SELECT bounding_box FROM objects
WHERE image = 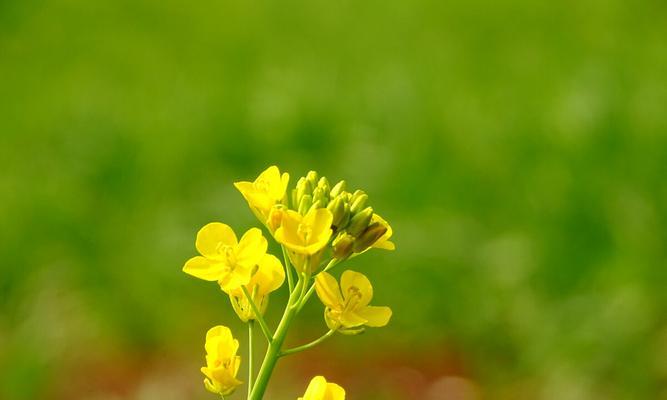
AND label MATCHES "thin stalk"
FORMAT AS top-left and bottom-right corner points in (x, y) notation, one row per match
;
(241, 286), (273, 343)
(280, 329), (335, 357)
(248, 278), (303, 400)
(247, 321), (254, 399)
(282, 246), (295, 293)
